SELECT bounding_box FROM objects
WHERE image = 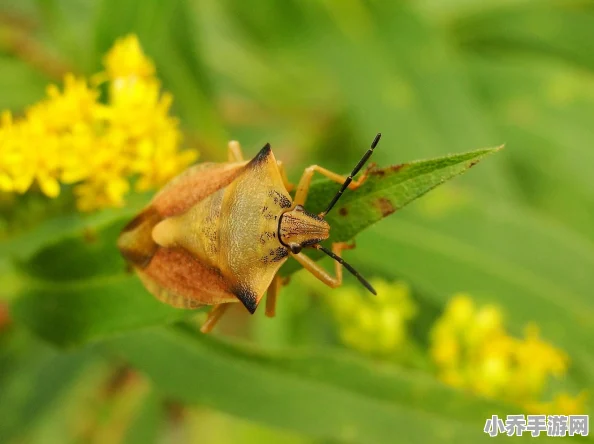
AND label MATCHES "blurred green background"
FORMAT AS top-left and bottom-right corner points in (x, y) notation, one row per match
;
(1, 0), (593, 443)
